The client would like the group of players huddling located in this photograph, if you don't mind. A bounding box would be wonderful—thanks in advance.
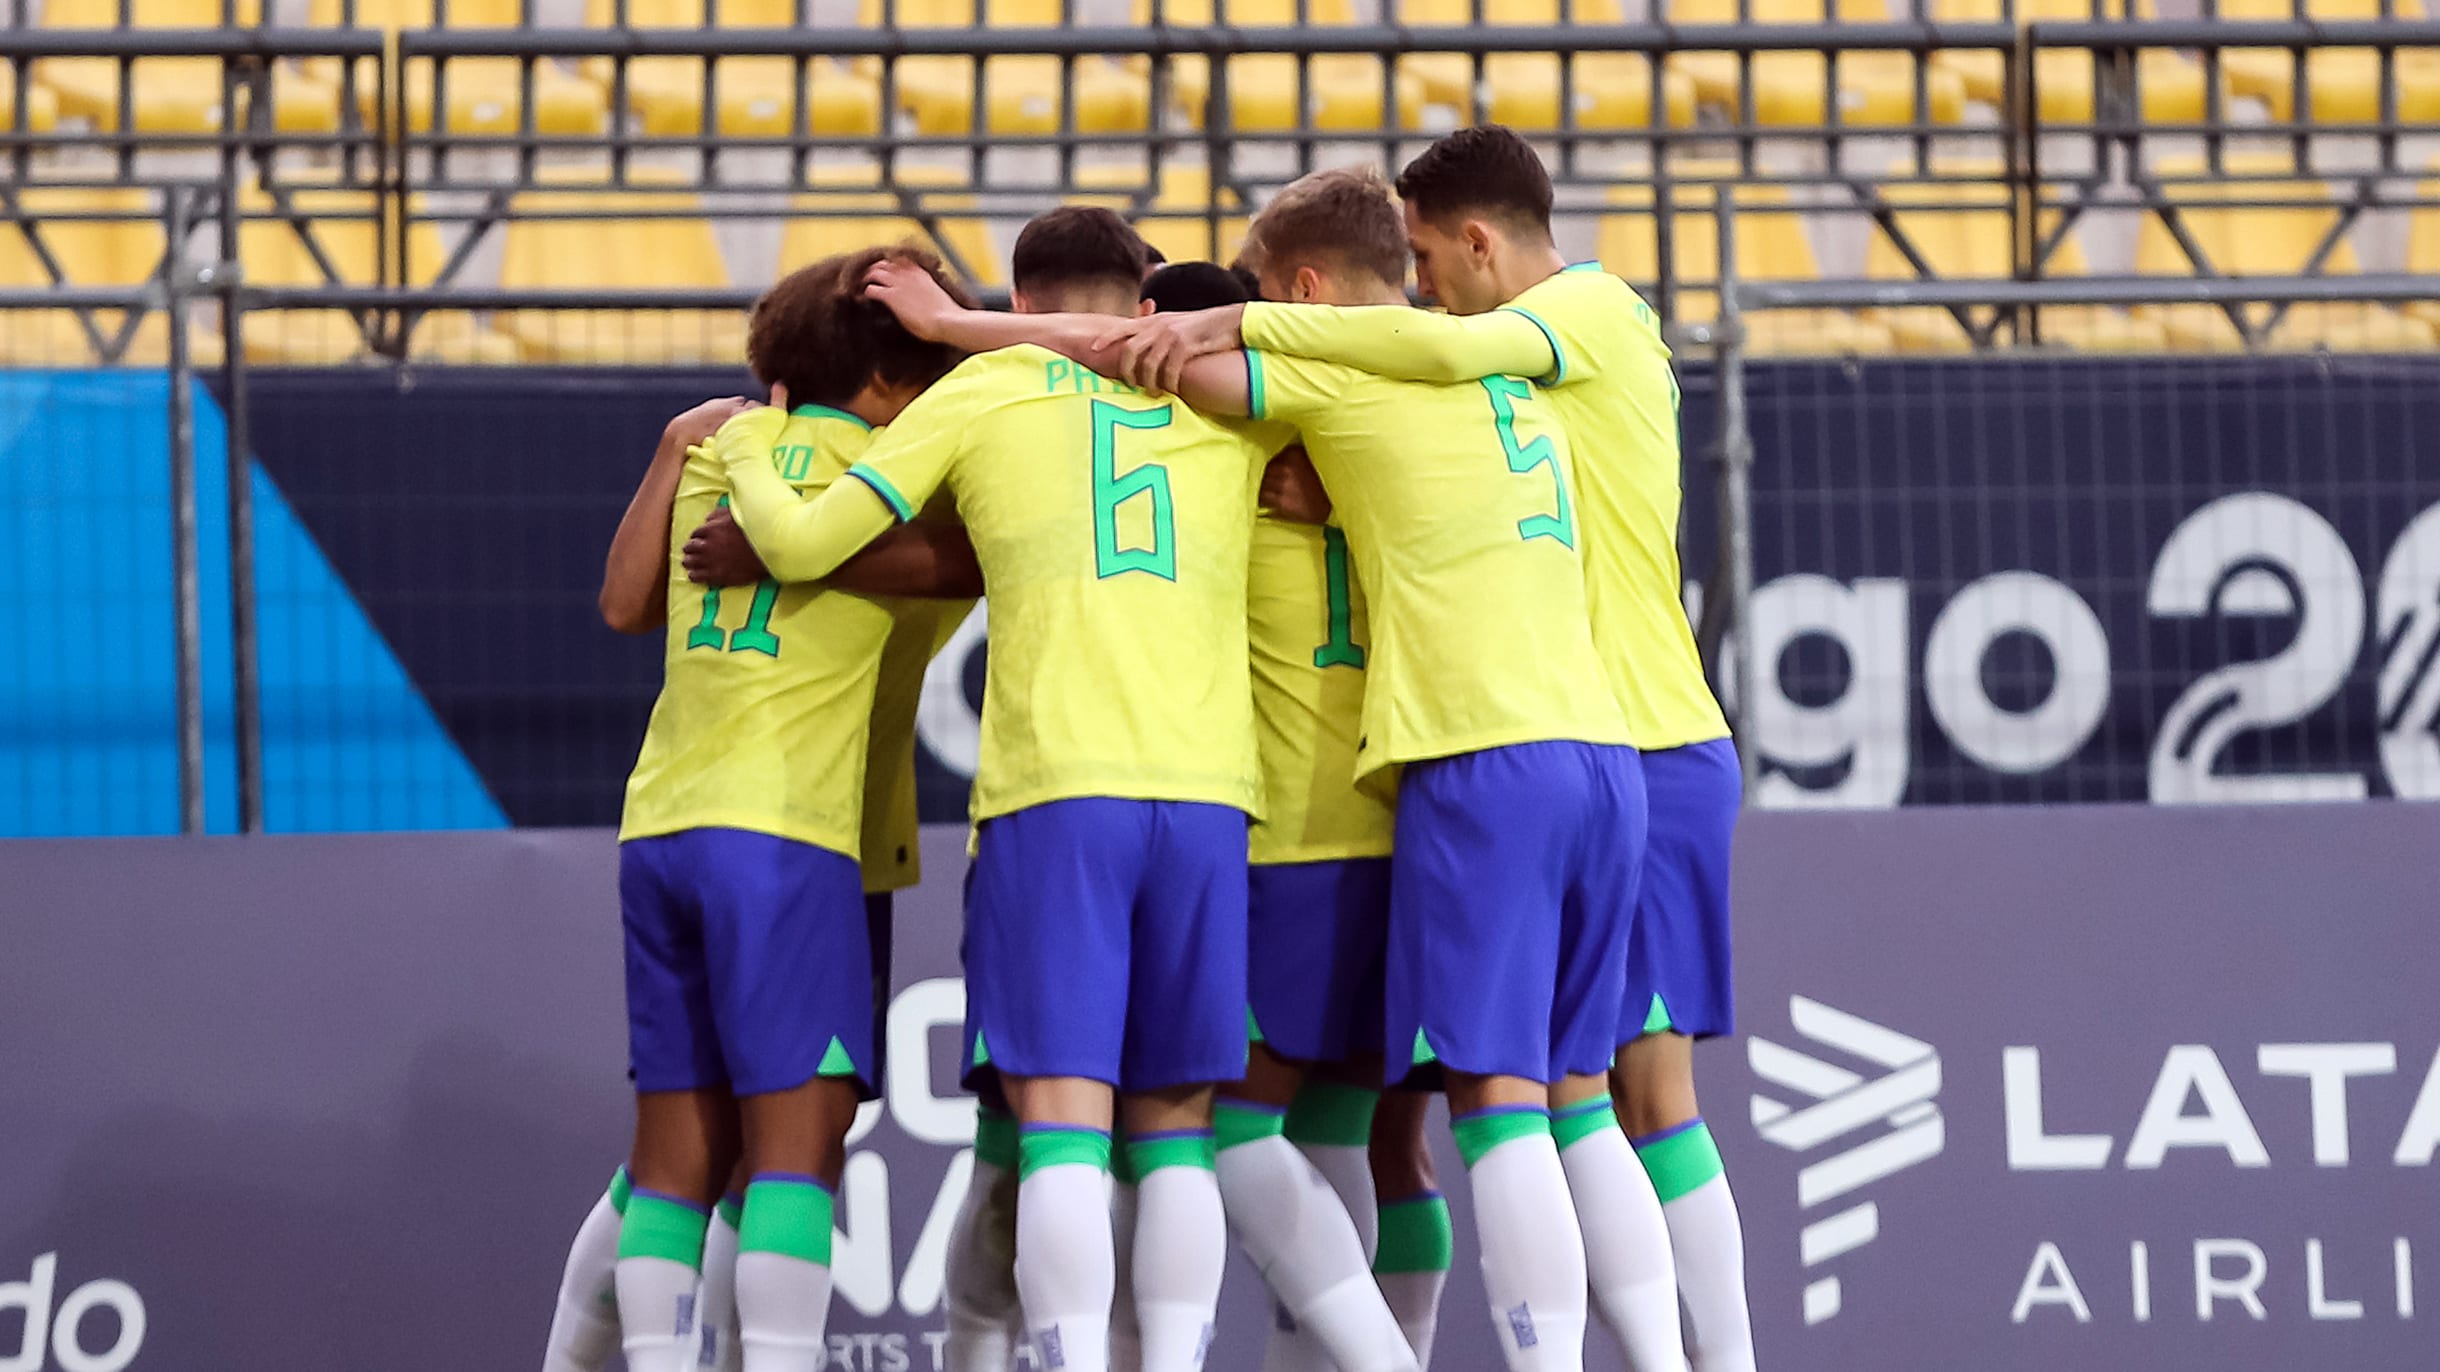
[544,124,1756,1372]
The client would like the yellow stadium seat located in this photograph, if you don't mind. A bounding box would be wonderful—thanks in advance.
[1666,0,1968,127]
[1396,0,1700,129]
[1598,173,1895,355]
[1152,0,1429,134]
[781,165,1002,287]
[309,0,609,136]
[2133,155,2435,350]
[2208,0,2440,124]
[863,0,1152,135]
[2403,166,2440,335]
[38,0,341,134]
[583,0,881,137]
[0,187,223,366]
[0,59,62,133]
[1927,0,2223,125]
[496,171,747,363]
[238,188,519,364]
[1860,172,2165,351]
[1074,162,1250,270]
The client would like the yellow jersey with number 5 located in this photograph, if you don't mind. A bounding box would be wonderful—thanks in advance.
[619,406,895,856]
[838,344,1292,822]
[1246,351,1630,777]
[1247,515,1394,865]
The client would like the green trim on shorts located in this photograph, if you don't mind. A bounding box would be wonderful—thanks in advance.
[1245,1004,1265,1045]
[1635,1120,1726,1204]
[1374,1193,1455,1275]
[1017,1126,1112,1180]
[1410,1028,1439,1067]
[1284,1081,1381,1148]
[1642,994,1675,1037]
[1452,1107,1550,1169]
[1127,1132,1218,1176]
[739,1177,834,1265]
[1215,1100,1288,1152]
[607,1166,634,1216]
[817,1036,857,1078]
[1552,1097,1622,1151]
[617,1192,710,1268]
[974,1108,1019,1172]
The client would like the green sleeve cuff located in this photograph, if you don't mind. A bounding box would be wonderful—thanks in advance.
[1245,349,1269,420]
[846,464,915,522]
[1501,306,1566,386]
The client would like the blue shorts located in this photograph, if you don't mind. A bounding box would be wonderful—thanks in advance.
[867,892,895,1094]
[1247,858,1392,1065]
[621,828,877,1099]
[1386,741,1646,1086]
[1623,739,1741,1041]
[964,798,1250,1091]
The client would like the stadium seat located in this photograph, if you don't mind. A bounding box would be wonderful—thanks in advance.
[1664,0,1969,127]
[38,0,342,135]
[1597,173,1896,355]
[0,60,62,134]
[2403,165,2440,335]
[1074,162,1249,270]
[1155,0,1429,134]
[2210,0,2440,125]
[866,0,1151,136]
[1396,0,1701,130]
[2133,155,2435,350]
[584,0,882,138]
[238,187,520,364]
[1927,0,2223,126]
[781,165,1002,288]
[496,171,748,363]
[309,0,610,137]
[0,187,224,366]
[1861,168,2166,352]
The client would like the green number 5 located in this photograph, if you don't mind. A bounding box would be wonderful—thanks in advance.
[1481,375,1574,548]
[1092,399,1178,580]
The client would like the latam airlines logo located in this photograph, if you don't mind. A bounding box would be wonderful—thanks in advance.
[1748,997,1944,1325]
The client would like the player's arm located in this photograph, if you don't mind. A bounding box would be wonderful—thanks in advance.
[866,258,1145,378]
[599,396,752,633]
[684,506,983,599]
[1237,302,1559,385]
[718,387,966,584]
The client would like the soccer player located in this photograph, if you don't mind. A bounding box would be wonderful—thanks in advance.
[879,166,1649,1372]
[1109,125,1753,1372]
[708,205,1289,1372]
[592,247,976,1372]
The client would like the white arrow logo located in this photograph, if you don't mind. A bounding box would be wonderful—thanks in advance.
[1749,997,1944,1325]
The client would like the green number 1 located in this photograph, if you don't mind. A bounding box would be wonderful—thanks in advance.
[1312,527,1366,668]
[683,496,783,656]
[1481,375,1574,548]
[1091,399,1178,581]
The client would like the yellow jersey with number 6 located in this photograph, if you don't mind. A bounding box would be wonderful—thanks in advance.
[1247,515,1394,865]
[619,406,895,856]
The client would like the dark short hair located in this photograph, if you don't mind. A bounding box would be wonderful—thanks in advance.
[1244,167,1410,289]
[1140,261,1252,313]
[748,244,977,410]
[1011,206,1148,296]
[1395,125,1555,237]
[1229,259,1261,299]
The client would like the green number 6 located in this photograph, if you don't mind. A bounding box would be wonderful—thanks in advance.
[1481,375,1574,548]
[1092,399,1178,580]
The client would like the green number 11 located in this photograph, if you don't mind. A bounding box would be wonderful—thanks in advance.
[1481,375,1574,548]
[684,497,782,657]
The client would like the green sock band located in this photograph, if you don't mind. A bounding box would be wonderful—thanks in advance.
[1452,1106,1550,1169]
[617,1191,710,1268]
[1017,1126,1112,1180]
[1284,1081,1381,1148]
[974,1109,1019,1172]
[1127,1130,1218,1176]
[1552,1098,1622,1151]
[1374,1193,1455,1275]
[716,1193,743,1229]
[739,1176,834,1265]
[1214,1100,1288,1152]
[1642,994,1676,1037]
[607,1166,634,1216]
[1634,1120,1726,1204]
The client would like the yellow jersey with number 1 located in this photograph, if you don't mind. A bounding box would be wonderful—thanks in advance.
[1245,351,1630,778]
[620,406,895,856]
[1246,515,1394,865]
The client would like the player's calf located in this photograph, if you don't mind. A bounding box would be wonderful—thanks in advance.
[728,1077,861,1372]
[619,1090,742,1372]
[1369,1091,1453,1372]
[1551,1072,1682,1372]
[1615,1029,1756,1372]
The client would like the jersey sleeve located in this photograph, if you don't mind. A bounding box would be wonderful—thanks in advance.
[1244,349,1369,426]
[1242,301,1560,386]
[718,409,902,584]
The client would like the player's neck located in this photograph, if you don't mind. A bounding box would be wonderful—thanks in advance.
[1490,239,1570,307]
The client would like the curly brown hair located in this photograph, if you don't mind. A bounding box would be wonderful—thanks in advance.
[748,244,979,410]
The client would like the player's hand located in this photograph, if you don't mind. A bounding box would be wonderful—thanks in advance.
[1095,304,1245,395]
[683,505,771,587]
[864,258,962,341]
[1259,447,1332,525]
[663,394,754,454]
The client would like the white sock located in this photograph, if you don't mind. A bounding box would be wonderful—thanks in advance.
[541,1178,625,1372]
[1296,1141,1380,1259]
[1129,1134,1229,1372]
[1456,1110,1588,1372]
[1639,1121,1757,1372]
[1110,1176,1142,1372]
[1259,1296,1333,1372]
[1216,1115,1416,1372]
[733,1253,832,1372]
[616,1189,711,1372]
[1373,1193,1453,1372]
[1376,1270,1449,1372]
[1555,1103,1684,1372]
[696,1198,742,1372]
[944,1152,1023,1372]
[1016,1130,1116,1372]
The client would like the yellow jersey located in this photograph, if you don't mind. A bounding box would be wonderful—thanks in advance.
[1242,273,1732,750]
[860,592,974,892]
[717,345,1292,822]
[1246,514,1394,865]
[620,406,895,857]
[1246,350,1631,777]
